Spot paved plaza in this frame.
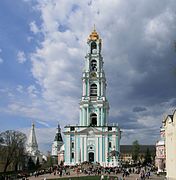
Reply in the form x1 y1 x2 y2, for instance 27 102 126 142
28 172 165 180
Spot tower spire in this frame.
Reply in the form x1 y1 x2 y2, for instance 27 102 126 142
26 122 38 154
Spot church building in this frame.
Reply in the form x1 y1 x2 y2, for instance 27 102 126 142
26 123 47 164
64 29 121 167
51 124 64 164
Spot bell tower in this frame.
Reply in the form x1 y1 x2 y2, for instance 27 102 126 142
64 28 121 167
79 27 109 127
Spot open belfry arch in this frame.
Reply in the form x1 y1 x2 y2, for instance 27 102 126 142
63 27 121 167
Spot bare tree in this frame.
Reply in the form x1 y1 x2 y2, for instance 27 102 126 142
0 130 27 172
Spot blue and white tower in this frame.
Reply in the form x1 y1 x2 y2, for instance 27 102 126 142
64 28 121 167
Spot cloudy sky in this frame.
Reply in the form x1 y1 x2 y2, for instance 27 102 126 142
1 0 176 153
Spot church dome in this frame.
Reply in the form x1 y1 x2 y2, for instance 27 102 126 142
88 30 99 40
88 26 101 41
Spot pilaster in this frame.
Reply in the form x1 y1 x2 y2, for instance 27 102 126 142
83 108 86 126
83 79 86 96
101 79 103 96
84 136 87 161
80 137 84 162
105 135 108 164
95 137 99 162
101 108 103 126
86 107 90 126
100 136 102 162
98 108 100 126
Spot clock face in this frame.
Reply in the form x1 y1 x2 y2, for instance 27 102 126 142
91 72 96 78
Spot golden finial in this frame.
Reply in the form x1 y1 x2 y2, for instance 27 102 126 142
93 24 96 32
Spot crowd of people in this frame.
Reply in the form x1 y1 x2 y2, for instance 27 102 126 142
29 162 153 180
0 162 156 180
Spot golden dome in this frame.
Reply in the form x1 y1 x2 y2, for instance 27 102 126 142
88 25 101 41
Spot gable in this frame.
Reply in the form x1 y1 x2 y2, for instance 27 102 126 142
78 127 102 135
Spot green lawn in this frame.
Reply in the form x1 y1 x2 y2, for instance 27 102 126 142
48 175 116 180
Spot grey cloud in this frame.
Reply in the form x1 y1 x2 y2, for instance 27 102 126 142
169 98 176 107
133 106 147 112
121 127 160 145
11 0 176 151
110 111 145 130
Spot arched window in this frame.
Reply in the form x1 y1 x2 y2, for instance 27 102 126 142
91 60 97 71
90 84 97 96
90 113 97 126
91 42 97 54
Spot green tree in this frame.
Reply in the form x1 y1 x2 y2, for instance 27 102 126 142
27 157 36 171
48 155 53 167
0 130 27 172
35 157 41 170
132 140 140 163
143 148 152 165
41 154 53 169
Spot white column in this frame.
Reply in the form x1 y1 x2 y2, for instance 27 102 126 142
76 136 80 164
87 80 89 96
99 81 103 96
101 80 103 96
81 108 83 126
99 136 102 163
106 108 108 124
83 80 85 96
97 81 100 97
83 107 86 126
74 136 76 164
65 135 70 164
82 108 84 126
85 107 87 126
98 108 100 126
80 137 83 162
101 108 103 126
79 108 82 126
105 135 108 165
87 107 89 126
96 137 99 162
84 136 87 161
